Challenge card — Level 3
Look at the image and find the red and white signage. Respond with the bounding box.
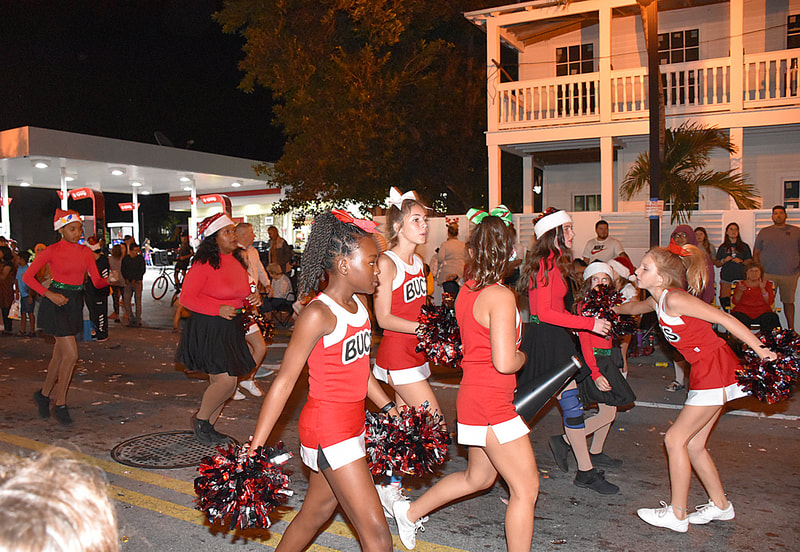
[118,202,140,212]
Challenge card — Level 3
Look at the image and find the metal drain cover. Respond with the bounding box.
[111,431,237,469]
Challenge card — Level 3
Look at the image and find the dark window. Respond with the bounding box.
[556,43,594,76]
[789,15,800,49]
[658,29,699,64]
[785,180,800,208]
[573,194,601,212]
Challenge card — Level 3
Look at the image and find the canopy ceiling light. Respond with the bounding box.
[64,175,76,182]
[130,181,142,187]
[31,159,50,169]
[141,190,151,195]
[183,186,193,192]
[109,167,126,176]
[179,175,193,183]
[231,181,241,187]
[18,179,30,187]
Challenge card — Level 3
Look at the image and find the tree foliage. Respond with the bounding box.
[216,0,495,214]
[621,123,760,223]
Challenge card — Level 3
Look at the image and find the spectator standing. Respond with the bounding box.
[174,233,193,286]
[694,227,714,259]
[731,260,781,335]
[715,222,752,312]
[267,225,293,273]
[121,243,145,327]
[582,220,625,264]
[432,220,466,297]
[108,244,126,323]
[142,238,153,266]
[0,245,16,335]
[754,205,800,329]
[84,237,110,341]
[14,250,35,337]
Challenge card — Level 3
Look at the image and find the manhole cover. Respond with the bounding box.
[111,431,238,469]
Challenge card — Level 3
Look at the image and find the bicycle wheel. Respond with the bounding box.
[152,275,168,300]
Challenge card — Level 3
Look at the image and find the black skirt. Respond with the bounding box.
[517,319,590,395]
[38,288,84,337]
[578,348,636,407]
[177,312,255,377]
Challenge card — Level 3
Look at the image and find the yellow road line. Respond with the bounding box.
[0,431,465,551]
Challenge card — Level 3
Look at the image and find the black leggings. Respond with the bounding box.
[1,307,10,332]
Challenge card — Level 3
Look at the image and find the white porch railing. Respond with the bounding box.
[497,49,800,128]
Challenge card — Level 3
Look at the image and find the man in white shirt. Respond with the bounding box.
[233,222,271,400]
[583,220,625,264]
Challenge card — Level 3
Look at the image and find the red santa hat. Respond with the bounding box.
[85,236,102,251]
[54,209,82,231]
[198,212,235,239]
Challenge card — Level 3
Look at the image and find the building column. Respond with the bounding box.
[601,136,614,212]
[0,175,9,238]
[522,156,534,213]
[598,4,612,123]
[60,167,69,210]
[730,0,744,112]
[488,145,502,208]
[729,127,744,209]
[132,187,140,244]
[189,183,198,240]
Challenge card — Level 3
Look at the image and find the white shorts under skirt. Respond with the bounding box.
[300,431,366,472]
[372,362,431,385]
[457,416,530,447]
[685,383,748,406]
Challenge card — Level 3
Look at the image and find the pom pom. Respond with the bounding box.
[581,284,636,337]
[416,302,462,369]
[194,442,293,530]
[738,329,800,404]
[243,309,274,343]
[365,403,449,477]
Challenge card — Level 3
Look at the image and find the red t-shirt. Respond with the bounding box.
[23,240,107,296]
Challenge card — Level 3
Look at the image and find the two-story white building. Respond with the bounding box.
[465,0,800,250]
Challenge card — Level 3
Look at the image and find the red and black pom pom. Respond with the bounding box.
[194,442,293,530]
[738,329,800,404]
[581,284,636,337]
[416,302,462,369]
[365,403,449,477]
[242,310,274,343]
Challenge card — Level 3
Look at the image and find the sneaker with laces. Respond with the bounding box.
[665,380,685,392]
[637,501,689,532]
[688,499,735,525]
[574,468,619,494]
[392,500,426,550]
[590,451,623,468]
[239,379,263,397]
[231,389,246,401]
[376,483,406,518]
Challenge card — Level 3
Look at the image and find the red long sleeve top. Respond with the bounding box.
[528,255,595,332]
[23,240,107,296]
[179,253,250,317]
[732,280,775,319]
[576,300,612,381]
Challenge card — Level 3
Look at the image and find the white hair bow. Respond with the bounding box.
[386,187,418,209]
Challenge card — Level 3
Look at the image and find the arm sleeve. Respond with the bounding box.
[715,245,725,262]
[614,239,625,255]
[754,231,763,252]
[23,248,50,296]
[582,240,592,258]
[742,243,752,260]
[534,265,595,330]
[578,330,601,381]
[178,264,216,316]
[766,281,776,306]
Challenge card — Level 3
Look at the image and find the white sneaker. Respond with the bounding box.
[637,501,689,532]
[392,500,426,550]
[231,389,246,401]
[239,379,263,397]
[688,499,735,525]
[375,483,406,518]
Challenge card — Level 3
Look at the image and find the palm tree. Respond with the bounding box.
[620,122,760,223]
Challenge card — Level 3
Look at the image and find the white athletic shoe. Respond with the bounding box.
[239,379,263,397]
[688,499,735,525]
[231,389,246,401]
[637,501,689,533]
[375,483,406,518]
[392,500,427,550]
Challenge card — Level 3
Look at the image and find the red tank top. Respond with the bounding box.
[381,250,426,339]
[456,280,521,390]
[656,289,727,364]
[307,293,371,403]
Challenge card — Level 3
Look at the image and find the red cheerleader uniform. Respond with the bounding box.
[455,280,528,446]
[299,293,372,471]
[373,250,430,384]
[656,289,747,406]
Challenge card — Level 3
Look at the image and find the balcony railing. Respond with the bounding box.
[497,49,800,129]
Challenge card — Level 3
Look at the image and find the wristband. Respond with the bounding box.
[380,401,396,414]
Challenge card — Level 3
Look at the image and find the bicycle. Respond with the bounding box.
[151,265,184,306]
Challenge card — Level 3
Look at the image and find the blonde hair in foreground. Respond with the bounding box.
[646,244,708,297]
[0,451,118,552]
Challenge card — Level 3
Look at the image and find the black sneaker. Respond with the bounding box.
[192,416,217,446]
[549,435,571,473]
[33,390,50,419]
[53,405,73,426]
[590,452,623,468]
[574,468,619,494]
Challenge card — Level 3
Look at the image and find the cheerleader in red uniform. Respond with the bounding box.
[250,210,398,552]
[372,187,443,513]
[515,208,615,493]
[24,209,108,425]
[392,210,537,552]
[619,245,775,532]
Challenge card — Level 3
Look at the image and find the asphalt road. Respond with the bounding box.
[0,268,797,551]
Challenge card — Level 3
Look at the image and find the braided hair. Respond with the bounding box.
[299,212,370,299]
[192,233,247,271]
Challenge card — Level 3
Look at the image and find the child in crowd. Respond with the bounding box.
[250,210,398,551]
[14,250,35,337]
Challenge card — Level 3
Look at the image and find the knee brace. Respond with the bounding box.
[559,388,585,429]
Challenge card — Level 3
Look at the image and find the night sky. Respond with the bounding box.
[0,0,283,161]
